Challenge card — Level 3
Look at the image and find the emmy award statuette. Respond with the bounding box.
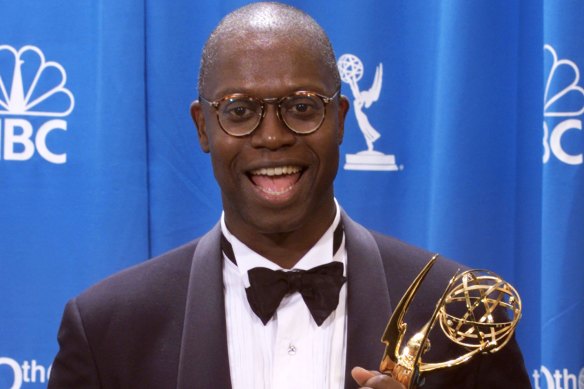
[337,54,398,171]
[379,255,522,388]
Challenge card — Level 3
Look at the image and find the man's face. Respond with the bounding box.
[192,34,349,240]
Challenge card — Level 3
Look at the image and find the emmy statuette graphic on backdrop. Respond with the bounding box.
[379,255,522,388]
[337,54,398,171]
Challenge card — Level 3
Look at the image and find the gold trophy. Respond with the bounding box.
[379,255,522,388]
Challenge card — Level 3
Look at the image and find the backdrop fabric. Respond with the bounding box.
[0,1,582,388]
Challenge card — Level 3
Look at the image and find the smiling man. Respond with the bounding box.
[48,3,531,389]
[192,4,346,270]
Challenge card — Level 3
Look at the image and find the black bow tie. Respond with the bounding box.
[245,262,346,326]
[221,221,346,326]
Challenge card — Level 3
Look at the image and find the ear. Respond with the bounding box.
[190,100,210,153]
[337,95,350,145]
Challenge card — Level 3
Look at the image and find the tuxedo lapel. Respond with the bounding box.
[177,224,232,389]
[342,213,393,389]
[175,215,393,388]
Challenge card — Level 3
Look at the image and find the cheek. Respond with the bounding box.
[207,130,242,182]
[311,131,341,177]
[207,126,239,156]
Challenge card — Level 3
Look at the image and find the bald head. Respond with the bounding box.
[198,2,341,96]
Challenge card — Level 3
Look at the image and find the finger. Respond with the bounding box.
[351,366,378,386]
[352,366,406,389]
[363,373,405,389]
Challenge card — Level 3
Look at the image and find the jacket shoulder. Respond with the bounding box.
[72,238,201,337]
[369,230,465,293]
[81,239,199,301]
[50,238,205,388]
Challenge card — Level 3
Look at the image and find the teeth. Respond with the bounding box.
[260,185,294,195]
[249,166,301,176]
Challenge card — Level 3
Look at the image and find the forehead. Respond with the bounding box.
[205,33,335,98]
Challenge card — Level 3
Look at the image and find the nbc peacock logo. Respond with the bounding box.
[543,44,583,166]
[0,45,74,164]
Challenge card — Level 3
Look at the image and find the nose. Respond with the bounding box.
[250,104,296,150]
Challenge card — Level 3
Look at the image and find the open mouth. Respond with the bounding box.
[248,165,304,196]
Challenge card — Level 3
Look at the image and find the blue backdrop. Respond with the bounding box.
[1,1,582,388]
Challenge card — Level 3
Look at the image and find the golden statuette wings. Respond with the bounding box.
[379,254,522,388]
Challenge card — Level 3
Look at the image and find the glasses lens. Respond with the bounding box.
[218,96,262,136]
[280,94,326,134]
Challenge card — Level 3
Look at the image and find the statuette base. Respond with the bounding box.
[344,150,398,171]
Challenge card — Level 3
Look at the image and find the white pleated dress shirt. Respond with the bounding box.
[221,205,348,389]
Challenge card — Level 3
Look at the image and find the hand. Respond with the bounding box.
[351,367,406,389]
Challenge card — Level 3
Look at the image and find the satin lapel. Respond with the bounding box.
[342,212,393,389]
[176,224,232,389]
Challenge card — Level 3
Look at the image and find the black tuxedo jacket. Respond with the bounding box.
[48,213,531,388]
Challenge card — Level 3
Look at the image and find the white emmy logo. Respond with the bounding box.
[338,53,398,171]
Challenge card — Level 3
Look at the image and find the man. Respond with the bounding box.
[48,3,531,388]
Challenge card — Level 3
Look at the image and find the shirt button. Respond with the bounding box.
[288,344,297,355]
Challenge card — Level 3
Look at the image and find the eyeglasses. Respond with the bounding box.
[199,89,340,137]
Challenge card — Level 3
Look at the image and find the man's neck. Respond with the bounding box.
[223,201,339,269]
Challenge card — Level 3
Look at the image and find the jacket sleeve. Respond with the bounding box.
[48,298,101,389]
[472,335,533,389]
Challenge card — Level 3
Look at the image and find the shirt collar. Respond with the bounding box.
[220,200,345,287]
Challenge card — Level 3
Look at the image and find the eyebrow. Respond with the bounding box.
[211,85,331,100]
